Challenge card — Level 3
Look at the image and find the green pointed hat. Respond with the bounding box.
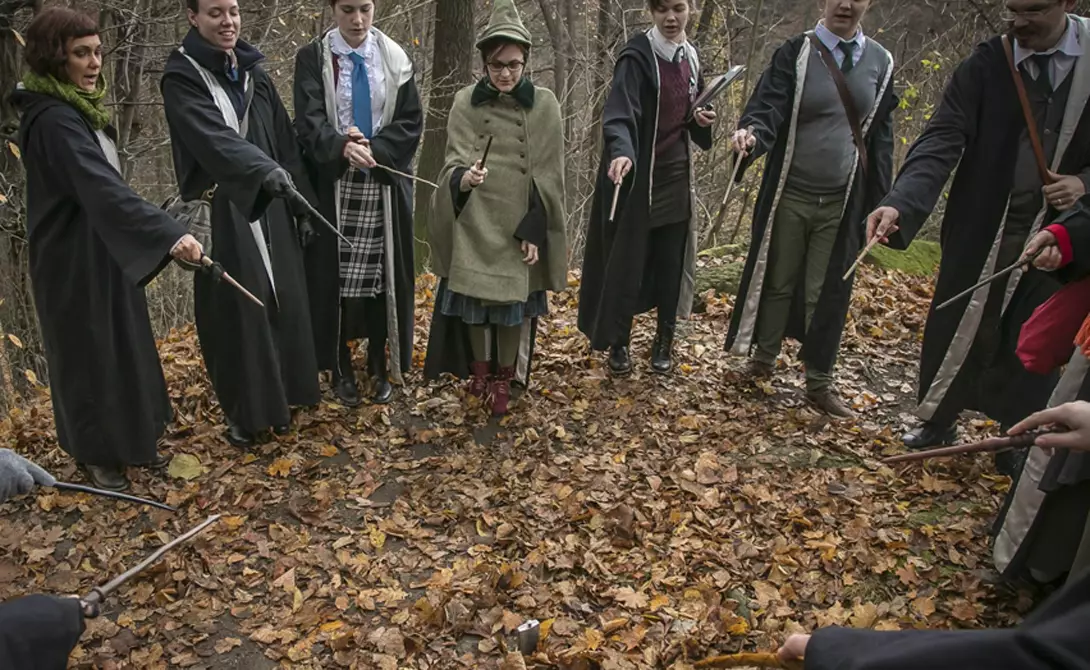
[476,0,532,50]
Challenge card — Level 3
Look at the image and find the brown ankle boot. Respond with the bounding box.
[490,366,515,416]
[468,361,490,398]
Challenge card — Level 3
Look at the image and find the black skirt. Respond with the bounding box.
[649,158,691,228]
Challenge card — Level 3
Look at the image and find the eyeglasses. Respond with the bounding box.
[487,60,525,75]
[999,2,1061,21]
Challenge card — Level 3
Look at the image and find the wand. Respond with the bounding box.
[480,135,494,168]
[199,255,265,308]
[843,217,899,281]
[52,482,175,512]
[694,652,802,669]
[935,247,1046,311]
[881,428,1062,464]
[80,515,221,617]
[282,187,356,248]
[373,164,440,189]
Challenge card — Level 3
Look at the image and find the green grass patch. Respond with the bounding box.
[867,240,941,276]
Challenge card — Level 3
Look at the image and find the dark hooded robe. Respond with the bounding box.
[803,565,1090,670]
[995,211,1090,582]
[293,28,422,384]
[12,89,186,467]
[0,594,85,670]
[161,29,320,434]
[724,32,897,375]
[577,31,711,351]
[876,20,1090,432]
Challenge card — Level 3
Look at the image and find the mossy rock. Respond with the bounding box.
[698,244,746,260]
[866,240,941,276]
[692,261,743,312]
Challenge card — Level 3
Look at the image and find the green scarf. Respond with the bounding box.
[23,70,111,130]
[471,76,535,109]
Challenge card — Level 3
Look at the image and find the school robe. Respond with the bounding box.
[995,210,1090,581]
[12,89,185,467]
[878,19,1090,428]
[161,29,320,434]
[724,33,897,374]
[804,565,1090,669]
[293,29,422,383]
[577,32,711,351]
[0,594,85,669]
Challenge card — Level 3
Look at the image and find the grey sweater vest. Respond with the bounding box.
[786,37,888,195]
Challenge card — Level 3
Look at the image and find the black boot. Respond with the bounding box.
[902,421,957,450]
[608,344,632,376]
[369,343,393,405]
[225,419,255,448]
[333,336,362,407]
[650,322,675,374]
[80,464,130,491]
[142,454,170,471]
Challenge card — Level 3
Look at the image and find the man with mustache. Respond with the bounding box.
[864,0,1090,583]
[160,0,322,447]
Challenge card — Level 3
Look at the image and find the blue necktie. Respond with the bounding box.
[348,52,373,139]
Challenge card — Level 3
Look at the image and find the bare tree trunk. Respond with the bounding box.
[537,0,569,109]
[691,0,716,42]
[411,0,474,274]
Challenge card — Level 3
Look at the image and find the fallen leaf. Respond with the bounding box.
[167,454,204,480]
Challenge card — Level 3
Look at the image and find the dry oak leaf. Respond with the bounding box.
[267,457,294,477]
[912,596,936,618]
[214,638,242,654]
[612,587,649,610]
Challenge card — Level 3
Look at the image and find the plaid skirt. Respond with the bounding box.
[338,168,385,298]
[437,278,548,327]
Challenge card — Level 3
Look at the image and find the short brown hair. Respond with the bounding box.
[24,8,98,79]
[478,38,529,68]
[647,0,696,9]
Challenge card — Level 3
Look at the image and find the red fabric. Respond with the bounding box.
[1045,223,1074,266]
[1018,275,1090,373]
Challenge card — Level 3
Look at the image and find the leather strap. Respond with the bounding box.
[807,33,868,176]
[1002,34,1054,185]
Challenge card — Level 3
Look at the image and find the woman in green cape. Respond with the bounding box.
[424,0,567,417]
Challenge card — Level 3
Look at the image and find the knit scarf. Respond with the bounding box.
[23,70,110,130]
[471,76,535,109]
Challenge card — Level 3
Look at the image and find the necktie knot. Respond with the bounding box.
[838,41,855,73]
[1030,52,1054,91]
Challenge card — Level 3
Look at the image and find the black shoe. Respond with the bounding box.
[143,454,170,471]
[902,421,957,450]
[333,373,361,407]
[225,420,255,448]
[272,424,291,436]
[80,464,130,492]
[650,324,675,374]
[371,377,393,405]
[608,344,632,376]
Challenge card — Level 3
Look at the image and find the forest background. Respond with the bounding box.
[0,0,1059,407]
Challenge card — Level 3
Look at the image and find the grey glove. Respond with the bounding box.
[0,449,55,504]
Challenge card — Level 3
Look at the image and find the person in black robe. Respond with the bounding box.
[724,0,896,418]
[294,0,422,407]
[864,5,1090,452]
[987,212,1090,584]
[161,0,323,447]
[0,594,85,669]
[578,0,715,376]
[12,8,204,491]
[776,563,1090,669]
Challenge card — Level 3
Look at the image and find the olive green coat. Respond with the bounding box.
[429,83,567,303]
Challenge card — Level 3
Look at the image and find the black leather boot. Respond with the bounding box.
[608,344,632,376]
[650,322,675,374]
[369,344,393,405]
[902,421,957,450]
[80,464,130,491]
[225,419,255,448]
[333,337,361,407]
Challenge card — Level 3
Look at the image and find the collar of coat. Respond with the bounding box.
[182,28,265,77]
[471,76,535,109]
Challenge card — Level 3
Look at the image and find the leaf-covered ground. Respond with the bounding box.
[0,263,1037,669]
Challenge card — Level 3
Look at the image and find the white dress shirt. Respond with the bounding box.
[1014,16,1084,89]
[330,28,386,135]
[814,20,867,69]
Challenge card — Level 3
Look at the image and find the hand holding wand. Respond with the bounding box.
[935,247,1046,311]
[843,217,897,282]
[881,428,1062,465]
[199,255,265,308]
[80,515,221,617]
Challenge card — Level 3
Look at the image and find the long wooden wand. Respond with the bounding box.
[52,482,175,512]
[881,428,1061,465]
[200,255,265,308]
[934,247,1045,311]
[80,515,221,617]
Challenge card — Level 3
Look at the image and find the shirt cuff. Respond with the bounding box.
[1045,223,1073,267]
[169,235,188,256]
